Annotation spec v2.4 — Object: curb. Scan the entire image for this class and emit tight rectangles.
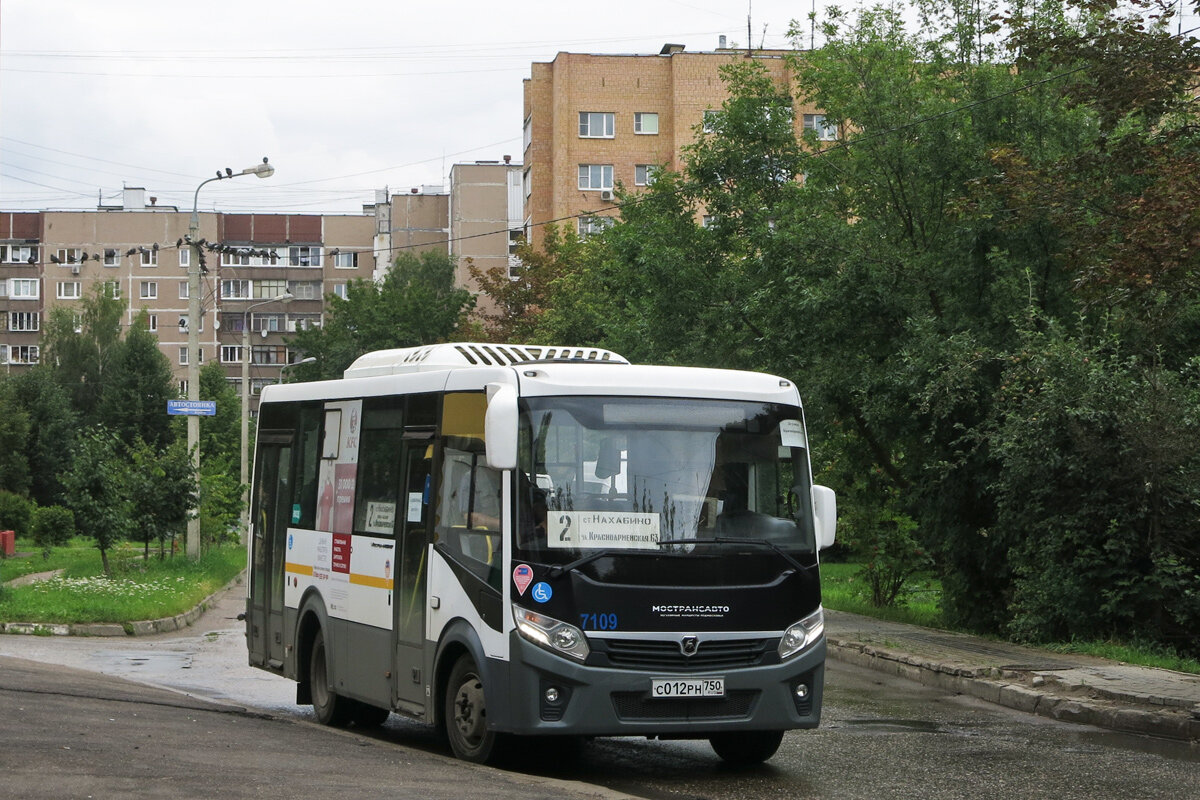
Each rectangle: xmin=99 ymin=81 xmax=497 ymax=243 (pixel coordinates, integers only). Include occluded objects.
xmin=826 ymin=636 xmax=1200 ymax=743
xmin=0 ymin=578 xmax=242 ymax=638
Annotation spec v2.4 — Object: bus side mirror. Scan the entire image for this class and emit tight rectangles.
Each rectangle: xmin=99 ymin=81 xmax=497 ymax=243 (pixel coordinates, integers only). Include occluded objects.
xmin=812 ymin=485 xmax=836 ymax=550
xmin=484 ymin=382 xmax=518 ymax=470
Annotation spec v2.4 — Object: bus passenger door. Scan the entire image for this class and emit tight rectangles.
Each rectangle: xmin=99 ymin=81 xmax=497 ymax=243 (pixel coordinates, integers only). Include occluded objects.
xmin=394 ymin=437 xmax=432 ymax=710
xmin=248 ymin=434 xmax=291 ymax=670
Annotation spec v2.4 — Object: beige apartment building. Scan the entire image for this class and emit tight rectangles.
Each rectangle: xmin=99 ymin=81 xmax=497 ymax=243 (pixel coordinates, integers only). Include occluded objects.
xmin=522 ymin=42 xmax=833 ymax=247
xmin=449 ymin=158 xmax=524 ymax=315
xmin=1 ymin=188 xmax=379 ymax=409
xmin=1 ymin=171 xmax=522 ymax=412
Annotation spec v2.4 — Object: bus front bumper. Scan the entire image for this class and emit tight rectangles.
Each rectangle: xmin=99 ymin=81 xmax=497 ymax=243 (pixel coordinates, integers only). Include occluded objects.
xmin=490 ymin=632 xmax=826 ymax=737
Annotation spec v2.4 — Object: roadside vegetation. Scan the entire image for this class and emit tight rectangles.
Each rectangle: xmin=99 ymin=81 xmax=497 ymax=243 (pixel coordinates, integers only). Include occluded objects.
xmin=0 ymin=537 xmax=244 ymax=625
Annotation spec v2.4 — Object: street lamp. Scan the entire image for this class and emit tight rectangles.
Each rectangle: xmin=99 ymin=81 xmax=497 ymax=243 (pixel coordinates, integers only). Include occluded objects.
xmin=278 ymin=356 xmax=316 ymax=384
xmin=186 ymin=158 xmax=274 ymax=559
xmin=240 ymin=292 xmax=293 ymax=538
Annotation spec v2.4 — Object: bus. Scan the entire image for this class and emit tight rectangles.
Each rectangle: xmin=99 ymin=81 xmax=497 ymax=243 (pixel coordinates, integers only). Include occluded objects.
xmin=245 ymin=342 xmax=836 ymax=765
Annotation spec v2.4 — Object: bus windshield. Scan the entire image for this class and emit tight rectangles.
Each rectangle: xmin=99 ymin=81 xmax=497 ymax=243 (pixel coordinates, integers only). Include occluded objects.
xmin=515 ymin=396 xmax=816 ymax=563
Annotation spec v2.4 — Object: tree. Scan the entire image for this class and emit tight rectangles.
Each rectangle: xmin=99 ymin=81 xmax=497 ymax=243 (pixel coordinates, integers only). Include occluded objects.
xmin=288 ymin=250 xmax=475 ymax=380
xmin=41 ymin=284 xmax=124 ymax=424
xmin=61 ymin=427 xmax=130 ymax=574
xmin=97 ymin=310 xmax=177 ymax=451
xmin=0 ymin=376 xmax=31 ymax=497
xmin=127 ymin=437 xmax=195 ymax=558
xmin=8 ymin=367 xmax=78 ymax=506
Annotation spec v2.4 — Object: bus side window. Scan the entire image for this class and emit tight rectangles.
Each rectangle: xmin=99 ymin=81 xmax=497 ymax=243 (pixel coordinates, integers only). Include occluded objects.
xmin=353 ymin=398 xmax=405 ymax=536
xmin=437 ymin=392 xmax=501 ymax=590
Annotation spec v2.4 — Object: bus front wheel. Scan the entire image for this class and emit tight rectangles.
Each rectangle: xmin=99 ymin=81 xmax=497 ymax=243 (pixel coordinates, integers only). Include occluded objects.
xmin=444 ymin=654 xmax=502 ymax=763
xmin=310 ymin=630 xmax=351 ymax=726
xmin=709 ymin=730 xmax=784 ymax=766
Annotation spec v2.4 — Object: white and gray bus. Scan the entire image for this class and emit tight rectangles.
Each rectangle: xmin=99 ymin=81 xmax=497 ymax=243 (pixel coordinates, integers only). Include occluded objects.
xmin=245 ymin=343 xmax=836 ymax=764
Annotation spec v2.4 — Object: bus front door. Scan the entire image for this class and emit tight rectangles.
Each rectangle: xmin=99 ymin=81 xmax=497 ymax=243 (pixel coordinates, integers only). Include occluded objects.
xmin=248 ymin=434 xmax=292 ymax=670
xmin=394 ymin=437 xmax=432 ymax=710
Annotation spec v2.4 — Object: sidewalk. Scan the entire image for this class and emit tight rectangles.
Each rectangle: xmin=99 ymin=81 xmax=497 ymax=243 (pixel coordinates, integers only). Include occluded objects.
xmin=825 ymin=608 xmax=1200 ymax=743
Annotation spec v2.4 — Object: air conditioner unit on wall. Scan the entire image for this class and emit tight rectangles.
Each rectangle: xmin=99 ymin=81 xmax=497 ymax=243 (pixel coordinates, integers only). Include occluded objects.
xmin=600 ymin=189 xmax=614 ymax=201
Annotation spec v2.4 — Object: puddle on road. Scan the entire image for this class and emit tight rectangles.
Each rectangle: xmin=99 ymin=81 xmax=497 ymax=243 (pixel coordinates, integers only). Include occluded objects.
xmin=837 ymin=718 xmax=943 ymax=734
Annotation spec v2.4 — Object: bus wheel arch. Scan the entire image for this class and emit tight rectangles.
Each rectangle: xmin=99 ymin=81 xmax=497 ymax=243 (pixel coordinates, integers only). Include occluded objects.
xmin=293 ymin=595 xmax=330 ymax=709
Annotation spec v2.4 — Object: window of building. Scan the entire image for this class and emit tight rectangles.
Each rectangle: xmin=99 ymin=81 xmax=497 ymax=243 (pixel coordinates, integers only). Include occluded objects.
xmin=179 ymin=313 xmax=204 ymax=333
xmin=287 ymin=314 xmax=321 ymax=332
xmin=9 ymin=312 xmax=39 ymax=332
xmin=3 ymin=245 xmax=37 ymax=264
xmin=56 ymin=248 xmax=82 ymax=264
xmin=522 ymin=114 xmax=532 ymax=152
xmin=7 ymin=345 xmax=39 ymax=364
xmin=702 ymin=215 xmax=717 ymax=228
xmin=147 ymin=314 xmax=157 ymax=332
xmin=578 ymin=111 xmax=615 ymax=138
xmin=522 ymin=167 xmax=531 ymax=199
xmin=288 ymin=280 xmax=320 ymax=300
xmin=332 ymin=251 xmax=357 ymax=269
xmin=221 ymin=345 xmax=243 ymax=364
xmin=634 ymin=112 xmax=659 ymax=134
xmin=634 ymin=165 xmax=658 ymax=186
xmin=178 ymin=346 xmax=189 ymax=366
xmin=178 ymin=379 xmax=188 ymax=397
xmin=288 ymin=246 xmax=322 ymax=267
xmin=179 ymin=248 xmax=190 ymax=268
xmin=255 ymin=279 xmax=288 ymax=299
xmin=104 ymin=248 xmax=120 ymax=267
xmin=332 ymin=282 xmax=348 ymax=300
xmin=577 ymin=216 xmax=614 ymax=237
xmin=578 ymin=164 xmax=614 ymax=191
xmin=251 ymin=313 xmax=284 ymax=333
xmin=103 ymin=281 xmax=120 ymax=299
xmin=9 ymin=278 xmax=39 ymax=299
xmin=703 ymin=110 xmax=722 ymax=133
xmin=251 ymin=345 xmax=287 ymax=365
xmin=179 ymin=281 xmax=189 ymax=299
xmin=140 ymin=281 xmax=158 ymax=300
xmin=140 ymin=248 xmax=158 ymax=267
xmin=803 ymin=113 xmax=838 ymax=141
xmin=57 ymin=281 xmax=81 ymax=299
xmin=221 ymin=279 xmax=250 ymax=300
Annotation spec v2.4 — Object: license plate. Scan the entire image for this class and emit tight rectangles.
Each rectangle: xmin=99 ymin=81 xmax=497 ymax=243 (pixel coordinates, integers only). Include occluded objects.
xmin=650 ymin=677 xmax=725 ymax=698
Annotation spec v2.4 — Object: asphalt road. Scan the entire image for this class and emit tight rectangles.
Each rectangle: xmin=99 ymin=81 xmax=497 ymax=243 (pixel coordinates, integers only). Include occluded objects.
xmin=2 ymin=585 xmax=1196 ymax=800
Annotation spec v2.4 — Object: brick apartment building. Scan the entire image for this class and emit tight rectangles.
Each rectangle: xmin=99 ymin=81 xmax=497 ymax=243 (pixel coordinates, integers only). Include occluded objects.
xmin=522 ymin=41 xmax=835 ymax=246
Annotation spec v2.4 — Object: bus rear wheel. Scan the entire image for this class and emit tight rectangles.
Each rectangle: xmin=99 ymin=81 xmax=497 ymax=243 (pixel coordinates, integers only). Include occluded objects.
xmin=310 ymin=630 xmax=351 ymax=726
xmin=444 ymin=654 xmax=502 ymax=763
xmin=709 ymin=730 xmax=784 ymax=766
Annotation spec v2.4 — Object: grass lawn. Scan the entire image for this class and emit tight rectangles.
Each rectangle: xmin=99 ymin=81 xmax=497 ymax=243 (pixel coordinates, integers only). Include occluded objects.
xmin=818 ymin=559 xmax=1200 ymax=675
xmin=0 ymin=538 xmax=246 ymax=625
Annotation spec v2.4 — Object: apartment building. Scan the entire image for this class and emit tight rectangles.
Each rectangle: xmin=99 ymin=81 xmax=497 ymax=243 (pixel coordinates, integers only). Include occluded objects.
xmin=449 ymin=158 xmax=524 ymax=315
xmin=1 ymin=170 xmax=520 ymax=412
xmin=522 ymin=42 xmax=833 ymax=246
xmin=1 ymin=189 xmax=378 ymax=412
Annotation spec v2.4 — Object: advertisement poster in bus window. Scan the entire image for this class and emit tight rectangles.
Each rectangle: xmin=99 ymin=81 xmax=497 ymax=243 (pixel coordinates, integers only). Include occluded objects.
xmin=317 ymin=400 xmax=361 ymax=535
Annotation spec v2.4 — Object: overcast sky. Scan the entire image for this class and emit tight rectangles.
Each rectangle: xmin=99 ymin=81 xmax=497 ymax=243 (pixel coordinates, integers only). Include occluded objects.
xmin=1 ymin=0 xmax=832 ymax=216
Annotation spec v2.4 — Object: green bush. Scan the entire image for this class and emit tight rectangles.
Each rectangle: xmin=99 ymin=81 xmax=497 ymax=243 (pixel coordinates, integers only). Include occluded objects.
xmin=31 ymin=505 xmax=75 ymax=549
xmin=0 ymin=491 xmax=35 ymax=539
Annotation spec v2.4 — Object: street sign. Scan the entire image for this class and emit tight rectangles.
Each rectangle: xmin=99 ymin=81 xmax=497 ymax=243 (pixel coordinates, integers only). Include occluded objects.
xmin=167 ymin=400 xmax=217 ymax=416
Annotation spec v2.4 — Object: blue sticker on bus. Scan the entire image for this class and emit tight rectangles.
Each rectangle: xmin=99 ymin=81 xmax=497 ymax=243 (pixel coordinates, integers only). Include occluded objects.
xmin=531 ymin=582 xmax=553 ymax=603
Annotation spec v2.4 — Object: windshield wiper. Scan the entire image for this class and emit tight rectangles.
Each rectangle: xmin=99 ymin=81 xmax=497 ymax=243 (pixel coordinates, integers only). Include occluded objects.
xmin=656 ymin=537 xmax=814 ymax=576
xmin=547 ymin=549 xmax=621 ymax=578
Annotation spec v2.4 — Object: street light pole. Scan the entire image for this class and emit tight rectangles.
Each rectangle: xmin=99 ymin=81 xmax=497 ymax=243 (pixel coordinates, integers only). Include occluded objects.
xmin=278 ymin=356 xmax=316 ymax=384
xmin=240 ymin=293 xmax=293 ymax=538
xmin=186 ymin=158 xmax=274 ymax=560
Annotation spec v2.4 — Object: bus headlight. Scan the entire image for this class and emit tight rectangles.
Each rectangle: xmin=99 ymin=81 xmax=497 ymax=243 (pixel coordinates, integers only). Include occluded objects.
xmin=778 ymin=606 xmax=824 ymax=660
xmin=513 ymin=604 xmax=590 ymax=662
